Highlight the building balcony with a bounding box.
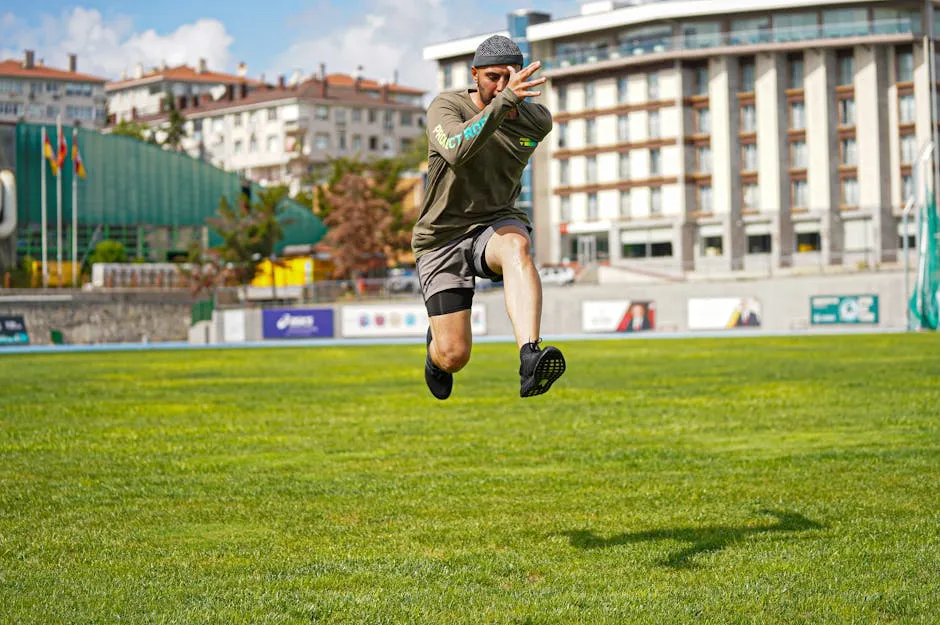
[284,118,309,136]
[542,18,919,74]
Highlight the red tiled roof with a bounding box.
[325,73,424,95]
[0,59,107,83]
[106,64,266,91]
[123,77,425,125]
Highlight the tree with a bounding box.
[397,132,428,171]
[321,160,411,278]
[88,240,128,264]
[111,120,148,142]
[185,187,288,297]
[162,90,187,151]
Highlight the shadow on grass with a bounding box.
[562,509,824,569]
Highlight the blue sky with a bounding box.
[1,0,574,93]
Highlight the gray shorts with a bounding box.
[416,218,528,301]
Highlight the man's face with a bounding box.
[472,64,521,105]
[631,304,645,319]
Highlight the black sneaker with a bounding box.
[425,328,453,400]
[519,341,566,398]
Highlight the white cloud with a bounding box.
[268,0,497,95]
[0,7,235,80]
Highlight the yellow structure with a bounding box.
[250,256,334,288]
[30,261,81,287]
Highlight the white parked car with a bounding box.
[538,265,576,286]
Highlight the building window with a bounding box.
[788,56,804,90]
[383,110,394,130]
[315,133,329,150]
[740,104,756,132]
[740,59,756,92]
[901,133,917,164]
[352,108,362,123]
[586,155,598,183]
[559,159,570,185]
[650,187,663,215]
[796,232,821,252]
[557,86,567,112]
[651,242,673,257]
[234,139,243,154]
[352,135,362,151]
[839,98,856,126]
[841,176,859,206]
[702,234,723,256]
[790,101,806,129]
[585,118,596,145]
[266,135,278,152]
[902,173,914,200]
[747,234,772,254]
[367,109,377,124]
[840,137,857,166]
[792,179,808,207]
[698,185,713,213]
[584,81,596,109]
[339,131,348,150]
[897,48,914,82]
[560,196,571,222]
[837,51,855,86]
[619,190,631,218]
[696,145,711,173]
[899,94,915,123]
[315,105,329,121]
[649,148,661,176]
[587,193,599,220]
[334,108,347,124]
[742,143,758,171]
[442,65,453,89]
[648,110,660,138]
[558,122,568,148]
[233,113,242,128]
[743,182,759,210]
[647,72,659,99]
[619,152,630,179]
[617,114,629,142]
[790,140,807,169]
[696,108,711,134]
[694,66,709,96]
[400,111,413,126]
[618,77,629,103]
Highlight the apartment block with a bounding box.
[426,0,937,275]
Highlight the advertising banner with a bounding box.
[582,301,656,333]
[341,304,487,338]
[222,309,247,343]
[810,295,879,325]
[688,298,762,330]
[0,315,29,346]
[262,308,335,339]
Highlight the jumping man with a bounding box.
[413,35,567,400]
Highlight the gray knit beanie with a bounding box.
[472,35,523,68]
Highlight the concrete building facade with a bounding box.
[424,0,938,277]
[0,50,108,128]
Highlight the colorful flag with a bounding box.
[72,129,86,179]
[56,117,67,170]
[43,133,59,176]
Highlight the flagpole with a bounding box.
[56,116,63,288]
[72,154,78,287]
[41,127,49,289]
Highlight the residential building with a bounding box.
[425,0,937,276]
[0,50,108,127]
[106,59,266,123]
[116,68,426,192]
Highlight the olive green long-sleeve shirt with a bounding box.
[411,88,553,258]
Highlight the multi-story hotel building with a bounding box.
[108,67,426,192]
[425,0,936,277]
[0,50,108,128]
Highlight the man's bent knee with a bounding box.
[434,340,471,372]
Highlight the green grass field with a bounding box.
[1,334,938,624]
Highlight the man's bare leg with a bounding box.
[483,225,541,349]
[428,309,472,373]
